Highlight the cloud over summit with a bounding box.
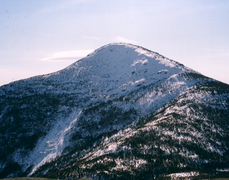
[41,50,93,61]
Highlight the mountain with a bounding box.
[0,43,229,179]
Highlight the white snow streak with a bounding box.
[166,171,199,179]
[27,109,82,175]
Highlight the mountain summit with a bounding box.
[0,43,229,179]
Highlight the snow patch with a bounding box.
[91,143,118,159]
[217,168,229,172]
[131,59,148,66]
[166,171,199,179]
[27,109,82,175]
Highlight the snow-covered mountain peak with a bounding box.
[30,43,199,109]
[1,43,228,179]
[17,44,204,174]
[69,43,192,72]
[45,43,196,89]
[33,43,197,87]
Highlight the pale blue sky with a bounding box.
[1,0,229,86]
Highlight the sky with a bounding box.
[1,0,229,86]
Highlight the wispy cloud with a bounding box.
[41,50,93,61]
[36,0,93,16]
[114,36,138,44]
[83,35,138,44]
[83,36,103,40]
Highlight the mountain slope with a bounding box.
[0,43,229,179]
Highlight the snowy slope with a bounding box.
[0,43,229,179]
[24,43,200,173]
